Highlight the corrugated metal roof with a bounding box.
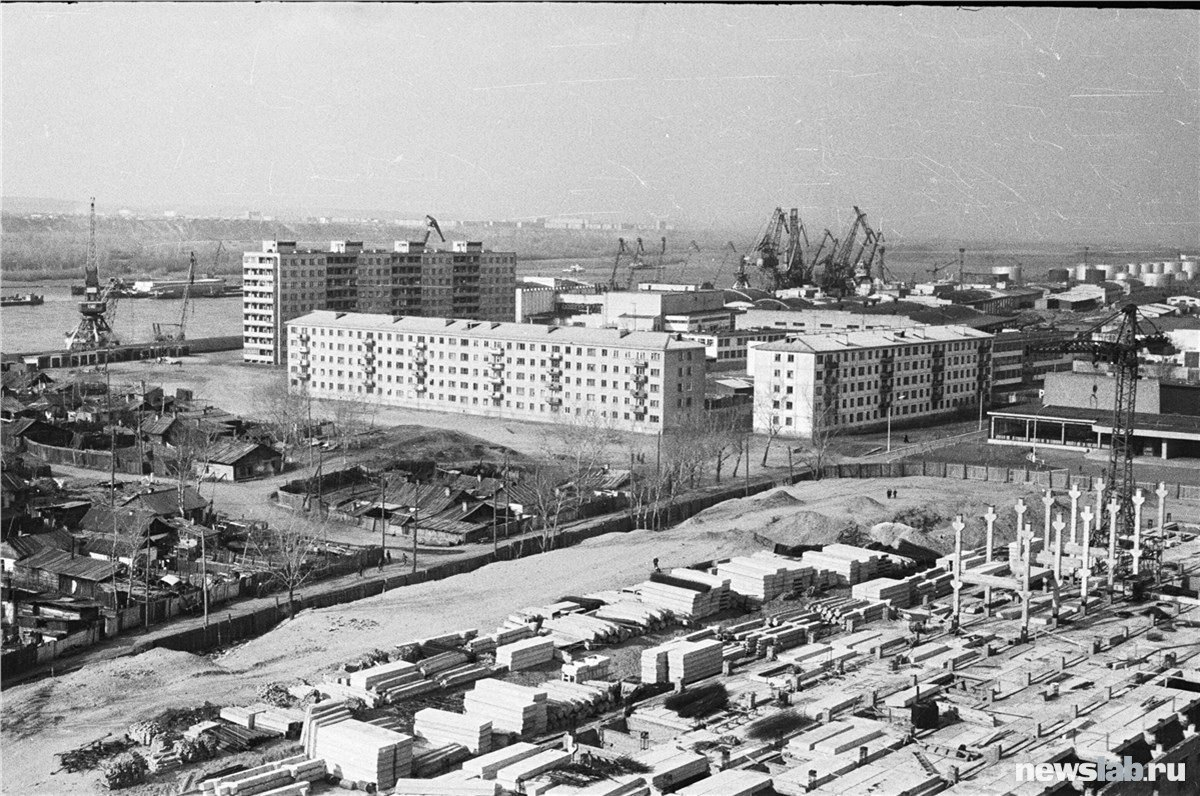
[204,440,278,466]
[19,548,117,581]
[758,324,992,354]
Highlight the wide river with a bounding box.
[1,281,244,354]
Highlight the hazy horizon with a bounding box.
[3,4,1198,247]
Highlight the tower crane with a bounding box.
[1026,304,1170,583]
[654,237,667,282]
[606,238,628,291]
[65,198,121,351]
[422,215,445,245]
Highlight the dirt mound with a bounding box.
[840,495,887,515]
[371,425,526,465]
[751,510,848,547]
[757,489,805,508]
[868,521,924,547]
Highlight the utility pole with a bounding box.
[411,477,421,575]
[744,431,751,497]
[379,472,388,563]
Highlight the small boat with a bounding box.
[0,293,44,307]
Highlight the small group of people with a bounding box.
[886,488,900,499]
[358,550,403,577]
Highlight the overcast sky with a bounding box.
[3,4,1197,244]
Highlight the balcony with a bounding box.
[414,355,427,366]
[548,367,563,377]
[547,396,562,406]
[415,383,427,393]
[632,372,648,384]
[491,391,504,401]
[631,389,648,401]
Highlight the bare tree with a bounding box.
[792,401,841,480]
[525,464,572,552]
[249,519,322,611]
[329,400,368,469]
[257,372,310,472]
[753,391,784,468]
[703,407,745,485]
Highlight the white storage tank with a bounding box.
[1126,263,1142,276]
[1181,261,1199,281]
[1142,272,1174,288]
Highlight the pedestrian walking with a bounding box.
[386,550,393,564]
[652,557,661,573]
[358,562,364,577]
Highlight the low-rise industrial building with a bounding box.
[734,308,922,335]
[749,325,993,438]
[286,311,707,433]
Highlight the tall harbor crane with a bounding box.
[606,238,628,291]
[152,251,196,343]
[1027,304,1170,582]
[65,198,121,351]
[422,214,445,245]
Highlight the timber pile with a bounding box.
[809,596,889,625]
[635,745,709,791]
[461,741,544,780]
[437,663,493,689]
[852,577,913,609]
[495,749,573,792]
[311,718,413,791]
[641,639,723,684]
[800,545,884,586]
[676,769,773,796]
[592,601,672,631]
[413,708,492,754]
[200,754,326,796]
[418,651,472,677]
[540,680,620,728]
[716,554,816,601]
[464,679,548,737]
[146,745,181,775]
[316,678,383,708]
[636,579,722,620]
[410,741,473,778]
[544,614,626,646]
[468,625,534,655]
[562,654,612,683]
[219,706,268,730]
[391,778,499,796]
[495,636,555,671]
[221,704,303,737]
[350,659,421,691]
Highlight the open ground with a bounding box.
[1,475,1051,795]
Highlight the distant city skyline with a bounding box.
[3,4,1198,246]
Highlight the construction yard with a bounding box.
[1,475,1072,795]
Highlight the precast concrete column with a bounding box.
[1107,498,1120,590]
[1052,512,1066,582]
[984,505,997,563]
[1080,505,1093,615]
[1041,491,1054,550]
[952,514,965,629]
[1131,489,1145,576]
[1068,484,1082,547]
[1094,479,1106,540]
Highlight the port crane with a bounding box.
[606,238,628,291]
[653,237,667,282]
[1027,304,1171,582]
[65,198,121,351]
[152,251,196,344]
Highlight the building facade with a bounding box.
[243,240,517,365]
[749,325,994,438]
[286,311,707,434]
[734,308,923,334]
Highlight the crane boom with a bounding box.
[607,238,628,291]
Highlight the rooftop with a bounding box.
[288,311,707,351]
[757,324,993,354]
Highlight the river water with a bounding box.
[1,281,244,354]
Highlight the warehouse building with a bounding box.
[749,325,993,438]
[243,239,516,365]
[286,311,707,434]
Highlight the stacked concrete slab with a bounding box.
[716,553,816,601]
[641,639,723,684]
[464,679,549,737]
[800,545,884,586]
[495,636,555,671]
[461,742,545,780]
[310,718,413,791]
[200,754,325,796]
[562,654,612,683]
[494,748,572,791]
[413,708,492,754]
[675,769,773,795]
[634,745,709,791]
[390,778,498,796]
[637,575,727,619]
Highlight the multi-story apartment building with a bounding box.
[243,239,516,365]
[749,325,993,438]
[734,308,923,334]
[285,311,707,434]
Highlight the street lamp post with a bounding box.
[886,392,907,453]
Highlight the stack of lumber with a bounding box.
[460,742,544,780]
[676,770,772,796]
[219,706,269,730]
[637,577,723,620]
[250,706,304,737]
[413,708,492,754]
[666,639,724,684]
[538,776,650,796]
[495,637,555,671]
[300,701,352,756]
[417,629,478,649]
[316,678,382,708]
[350,659,422,693]
[592,601,672,631]
[437,663,493,689]
[418,651,472,678]
[540,680,619,728]
[810,596,888,625]
[311,719,413,791]
[936,548,985,571]
[635,745,709,791]
[469,625,534,655]
[741,621,817,657]
[640,641,677,683]
[147,746,181,774]
[716,554,815,601]
[562,654,612,683]
[391,778,498,796]
[494,748,572,791]
[464,679,548,737]
[851,577,913,608]
[914,569,953,601]
[800,546,883,586]
[199,754,326,796]
[668,569,731,602]
[410,741,473,778]
[543,614,625,646]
